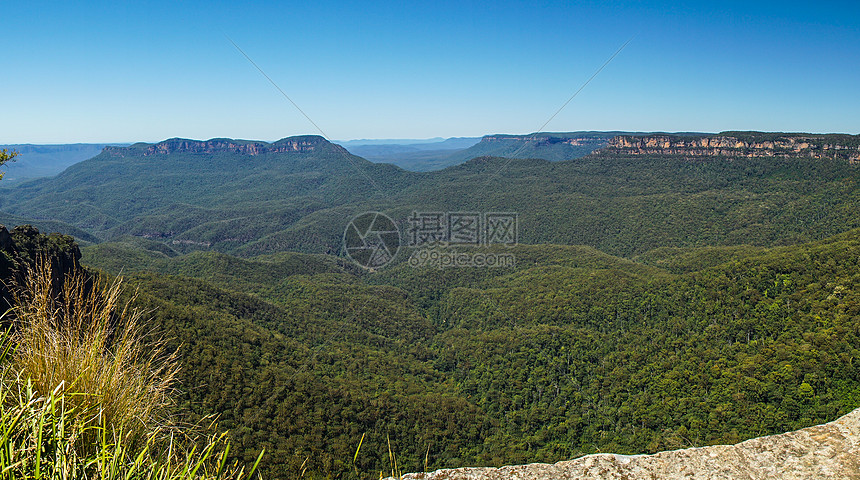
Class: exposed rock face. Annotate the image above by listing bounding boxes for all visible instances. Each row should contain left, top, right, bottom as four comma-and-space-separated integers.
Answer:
599, 133, 860, 163
396, 408, 860, 479
0, 224, 82, 305
103, 135, 345, 157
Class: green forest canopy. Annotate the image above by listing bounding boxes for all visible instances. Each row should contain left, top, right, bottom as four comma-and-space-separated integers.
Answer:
81, 228, 860, 477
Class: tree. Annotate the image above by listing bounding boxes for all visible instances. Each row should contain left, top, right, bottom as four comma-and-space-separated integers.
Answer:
0, 148, 17, 180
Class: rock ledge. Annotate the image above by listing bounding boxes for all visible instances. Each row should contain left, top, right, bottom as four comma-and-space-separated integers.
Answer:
396, 408, 860, 479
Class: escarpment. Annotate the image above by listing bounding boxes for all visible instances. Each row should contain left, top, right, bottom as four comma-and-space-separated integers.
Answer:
103, 135, 345, 156
598, 132, 860, 162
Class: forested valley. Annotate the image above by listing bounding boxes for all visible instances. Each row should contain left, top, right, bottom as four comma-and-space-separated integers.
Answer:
3, 132, 860, 477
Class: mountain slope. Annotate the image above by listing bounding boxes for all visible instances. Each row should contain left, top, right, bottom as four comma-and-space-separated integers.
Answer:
5, 132, 860, 258
0, 135, 416, 245
102, 263, 489, 477
77, 227, 860, 477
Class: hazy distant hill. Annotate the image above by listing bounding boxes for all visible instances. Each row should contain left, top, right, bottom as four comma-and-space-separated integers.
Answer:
444, 131, 622, 164
0, 143, 126, 183
338, 137, 480, 149
343, 132, 627, 171
341, 137, 480, 171
440, 131, 716, 166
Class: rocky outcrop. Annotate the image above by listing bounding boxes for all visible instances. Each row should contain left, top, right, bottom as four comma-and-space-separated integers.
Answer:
472, 131, 860, 163
599, 133, 860, 163
0, 224, 82, 305
395, 408, 860, 479
103, 135, 345, 157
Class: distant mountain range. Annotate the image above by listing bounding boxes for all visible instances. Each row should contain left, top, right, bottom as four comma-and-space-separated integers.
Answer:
0, 143, 127, 183
340, 132, 626, 171
339, 137, 480, 171
0, 135, 414, 253
337, 136, 480, 148
0, 131, 737, 181
340, 131, 712, 172
2, 131, 860, 258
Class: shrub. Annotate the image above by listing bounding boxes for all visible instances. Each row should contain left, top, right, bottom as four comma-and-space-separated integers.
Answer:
0, 259, 263, 478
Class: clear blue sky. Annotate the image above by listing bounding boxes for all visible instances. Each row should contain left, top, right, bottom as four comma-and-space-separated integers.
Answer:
3, 0, 859, 143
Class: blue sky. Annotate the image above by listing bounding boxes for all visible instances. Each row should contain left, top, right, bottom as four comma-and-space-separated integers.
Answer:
3, 1, 859, 143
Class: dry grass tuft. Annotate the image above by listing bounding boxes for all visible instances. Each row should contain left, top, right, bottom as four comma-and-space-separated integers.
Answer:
0, 258, 264, 478
6, 258, 180, 451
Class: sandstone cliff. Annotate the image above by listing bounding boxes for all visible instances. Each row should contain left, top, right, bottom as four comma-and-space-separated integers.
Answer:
598, 132, 860, 163
394, 408, 860, 479
103, 135, 345, 157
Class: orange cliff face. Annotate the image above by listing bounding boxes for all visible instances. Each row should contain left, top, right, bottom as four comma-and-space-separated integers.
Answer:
600, 134, 860, 163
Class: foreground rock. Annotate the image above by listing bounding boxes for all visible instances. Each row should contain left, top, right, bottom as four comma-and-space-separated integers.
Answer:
396, 408, 860, 479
